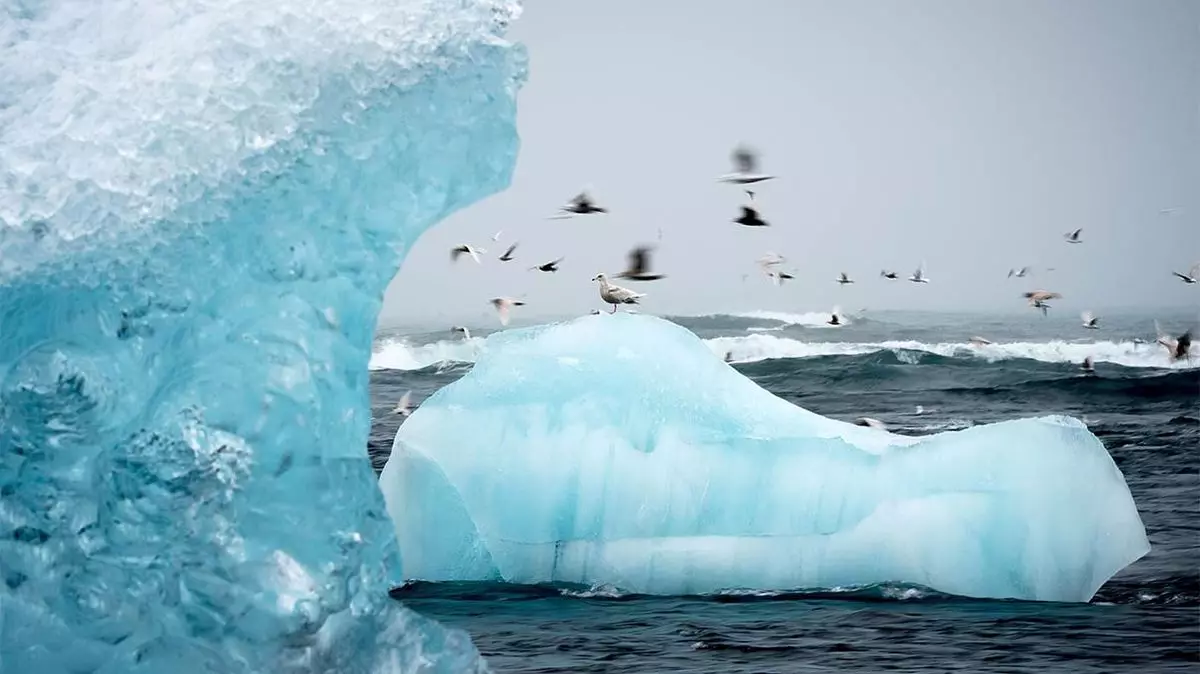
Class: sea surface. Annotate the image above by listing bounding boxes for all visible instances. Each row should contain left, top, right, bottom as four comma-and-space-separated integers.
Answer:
368, 309, 1198, 674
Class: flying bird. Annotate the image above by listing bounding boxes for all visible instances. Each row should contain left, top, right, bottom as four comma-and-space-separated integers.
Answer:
836, 272, 854, 285
530, 257, 564, 273
767, 270, 795, 286
451, 326, 471, 340
1064, 228, 1083, 244
758, 252, 786, 269
1081, 311, 1100, 329
908, 263, 930, 283
734, 204, 769, 227
880, 270, 898, 280
615, 245, 666, 281
450, 244, 485, 264
1171, 264, 1198, 284
491, 230, 503, 242
827, 306, 845, 326
1024, 290, 1062, 305
1008, 266, 1030, 278
1155, 322, 1193, 362
592, 273, 645, 313
392, 390, 413, 417
498, 242, 518, 262
490, 297, 525, 326
719, 145, 776, 184
557, 190, 608, 216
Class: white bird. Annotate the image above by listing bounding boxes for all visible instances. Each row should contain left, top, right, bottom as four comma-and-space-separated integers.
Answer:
490, 297, 525, 326
854, 417, 887, 430
718, 145, 776, 185
592, 273, 645, 313
757, 252, 786, 269
1008, 266, 1030, 278
392, 390, 413, 416
1081, 311, 1100, 329
451, 244, 485, 264
491, 230, 503, 241
908, 263, 930, 283
451, 326, 471, 340
1064, 228, 1083, 244
1171, 263, 1198, 284
836, 272, 854, 285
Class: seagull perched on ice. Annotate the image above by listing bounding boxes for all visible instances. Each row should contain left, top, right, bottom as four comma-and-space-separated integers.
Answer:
718, 145, 776, 185
451, 326, 470, 340
1064, 228, 1083, 244
498, 242, 518, 262
853, 417, 887, 430
530, 257, 564, 273
592, 273, 645, 313
490, 297, 525, 326
1172, 264, 1199, 284
1008, 266, 1030, 278
1081, 311, 1100, 329
836, 272, 854, 285
555, 190, 608, 216
880, 270, 899, 280
615, 245, 666, 281
734, 204, 769, 227
908, 263, 930, 283
1155, 322, 1193, 362
450, 244, 485, 264
392, 390, 413, 417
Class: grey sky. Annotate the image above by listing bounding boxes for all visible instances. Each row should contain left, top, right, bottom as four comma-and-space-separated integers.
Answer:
381, 0, 1198, 328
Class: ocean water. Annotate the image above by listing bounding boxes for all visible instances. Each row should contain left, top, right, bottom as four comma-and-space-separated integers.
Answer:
369, 309, 1199, 674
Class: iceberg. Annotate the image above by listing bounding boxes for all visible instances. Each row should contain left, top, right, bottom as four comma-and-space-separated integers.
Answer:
380, 314, 1151, 603
0, 0, 524, 672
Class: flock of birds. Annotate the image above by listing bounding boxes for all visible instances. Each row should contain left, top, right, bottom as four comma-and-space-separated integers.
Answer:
391, 145, 1196, 419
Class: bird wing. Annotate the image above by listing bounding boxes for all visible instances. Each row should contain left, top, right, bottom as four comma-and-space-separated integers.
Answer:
450, 246, 464, 261
502, 242, 518, 259
467, 247, 482, 264
732, 145, 757, 174
628, 247, 649, 275
492, 230, 503, 241
571, 191, 592, 209
741, 205, 756, 219
1082, 311, 1093, 323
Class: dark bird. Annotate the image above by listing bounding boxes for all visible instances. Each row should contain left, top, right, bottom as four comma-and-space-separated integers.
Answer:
880, 270, 898, 280
615, 245, 666, 281
734, 205, 769, 227
498, 242, 518, 262
1080, 356, 1096, 375
557, 191, 608, 216
1172, 263, 1198, 284
531, 257, 564, 273
836, 272, 854, 285
1064, 228, 1083, 244
1155, 322, 1193, 362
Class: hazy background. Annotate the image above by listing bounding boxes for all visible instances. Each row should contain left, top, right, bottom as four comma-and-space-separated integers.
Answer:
380, 0, 1198, 329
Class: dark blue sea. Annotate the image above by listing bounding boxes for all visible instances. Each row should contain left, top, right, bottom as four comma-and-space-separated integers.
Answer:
368, 309, 1198, 673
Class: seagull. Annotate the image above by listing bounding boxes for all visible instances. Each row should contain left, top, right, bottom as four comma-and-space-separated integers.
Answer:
530, 257, 564, 273
592, 273, 645, 313
853, 417, 887, 430
499, 242, 518, 262
836, 272, 854, 285
491, 230, 504, 242
718, 145, 775, 184
615, 245, 666, 281
766, 270, 795, 286
1080, 356, 1096, 374
734, 204, 769, 227
451, 326, 471, 340
1155, 321, 1193, 362
1081, 311, 1100, 329
1171, 263, 1199, 284
392, 390, 413, 417
1064, 228, 1083, 244
908, 263, 930, 283
1008, 266, 1030, 278
450, 244, 485, 264
557, 190, 608, 216
757, 252, 786, 269
1032, 299, 1052, 316
969, 336, 993, 346
827, 307, 845, 326
880, 270, 898, 280
490, 297, 525, 326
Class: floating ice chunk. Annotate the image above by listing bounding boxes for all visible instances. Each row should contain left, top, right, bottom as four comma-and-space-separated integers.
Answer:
380, 314, 1150, 603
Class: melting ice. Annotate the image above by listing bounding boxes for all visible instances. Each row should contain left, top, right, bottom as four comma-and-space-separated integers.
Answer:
0, 0, 524, 671
380, 314, 1150, 603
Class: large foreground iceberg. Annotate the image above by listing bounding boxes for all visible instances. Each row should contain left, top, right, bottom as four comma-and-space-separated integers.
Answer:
0, 0, 524, 672
381, 314, 1151, 603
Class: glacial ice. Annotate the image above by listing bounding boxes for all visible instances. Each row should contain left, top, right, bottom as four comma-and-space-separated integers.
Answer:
380, 313, 1151, 603
0, 0, 524, 672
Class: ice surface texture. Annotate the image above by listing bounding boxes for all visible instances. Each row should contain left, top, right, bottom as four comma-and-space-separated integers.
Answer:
381, 314, 1150, 603
0, 0, 524, 671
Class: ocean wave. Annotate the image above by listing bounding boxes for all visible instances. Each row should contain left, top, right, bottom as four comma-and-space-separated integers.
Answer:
369, 337, 484, 370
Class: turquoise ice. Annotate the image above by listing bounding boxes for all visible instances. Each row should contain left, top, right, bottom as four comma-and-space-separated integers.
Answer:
381, 314, 1150, 602
0, 0, 524, 671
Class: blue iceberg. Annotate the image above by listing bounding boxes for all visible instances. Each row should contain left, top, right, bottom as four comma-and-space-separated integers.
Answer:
380, 314, 1151, 603
0, 0, 524, 671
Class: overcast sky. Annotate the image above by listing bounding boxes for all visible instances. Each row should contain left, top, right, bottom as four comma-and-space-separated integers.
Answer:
380, 0, 1198, 328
